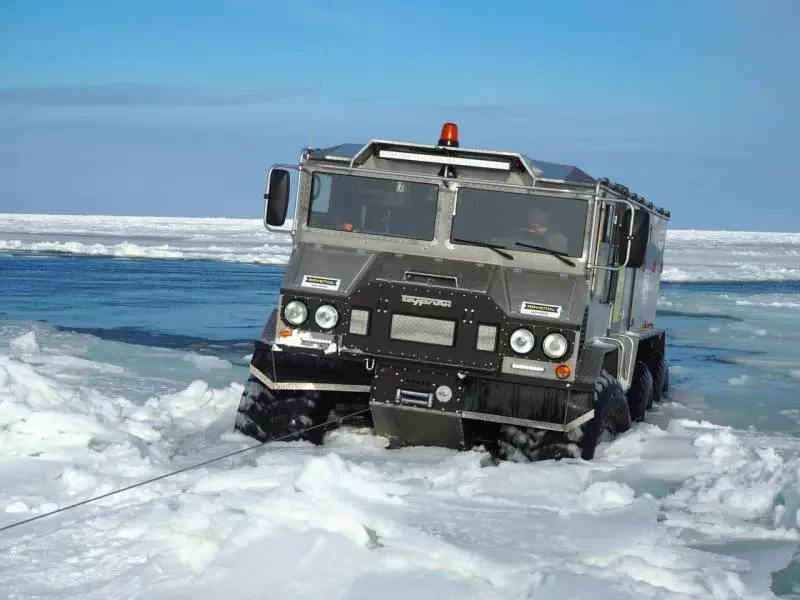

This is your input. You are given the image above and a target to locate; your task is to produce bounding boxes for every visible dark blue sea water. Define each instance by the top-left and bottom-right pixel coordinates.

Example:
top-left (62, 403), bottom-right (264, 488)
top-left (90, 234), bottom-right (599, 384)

top-left (3, 254), bottom-right (799, 436)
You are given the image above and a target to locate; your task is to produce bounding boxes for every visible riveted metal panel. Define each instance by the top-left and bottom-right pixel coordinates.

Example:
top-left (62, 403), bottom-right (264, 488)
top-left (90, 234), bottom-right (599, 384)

top-left (344, 280), bottom-right (504, 371)
top-left (504, 269), bottom-right (582, 325)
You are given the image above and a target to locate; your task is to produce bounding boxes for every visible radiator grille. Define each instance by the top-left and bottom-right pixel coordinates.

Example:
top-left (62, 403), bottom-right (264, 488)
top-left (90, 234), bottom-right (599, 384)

top-left (390, 314), bottom-right (455, 346)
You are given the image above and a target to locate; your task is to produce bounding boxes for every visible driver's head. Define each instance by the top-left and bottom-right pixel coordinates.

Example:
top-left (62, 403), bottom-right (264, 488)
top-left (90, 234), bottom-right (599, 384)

top-left (526, 208), bottom-right (549, 233)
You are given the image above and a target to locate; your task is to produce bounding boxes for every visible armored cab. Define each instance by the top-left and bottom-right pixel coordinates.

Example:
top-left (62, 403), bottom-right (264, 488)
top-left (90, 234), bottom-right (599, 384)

top-left (235, 123), bottom-right (671, 460)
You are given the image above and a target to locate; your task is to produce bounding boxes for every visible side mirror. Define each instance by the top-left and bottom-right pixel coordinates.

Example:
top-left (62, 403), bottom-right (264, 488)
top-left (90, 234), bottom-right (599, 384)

top-left (619, 209), bottom-right (650, 268)
top-left (264, 167), bottom-right (291, 227)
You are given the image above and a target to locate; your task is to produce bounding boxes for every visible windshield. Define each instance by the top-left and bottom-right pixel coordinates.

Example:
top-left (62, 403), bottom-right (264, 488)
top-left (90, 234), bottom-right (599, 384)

top-left (451, 187), bottom-right (588, 258)
top-left (308, 172), bottom-right (438, 241)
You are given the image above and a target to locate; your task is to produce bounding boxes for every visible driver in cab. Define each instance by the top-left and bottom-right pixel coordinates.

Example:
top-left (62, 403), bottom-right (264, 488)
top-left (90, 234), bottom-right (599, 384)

top-left (515, 207), bottom-right (569, 255)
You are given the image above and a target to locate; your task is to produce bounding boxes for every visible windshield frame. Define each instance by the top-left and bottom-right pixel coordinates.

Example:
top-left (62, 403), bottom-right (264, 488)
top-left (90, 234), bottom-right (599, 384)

top-left (449, 184), bottom-right (592, 262)
top-left (299, 168), bottom-right (445, 246)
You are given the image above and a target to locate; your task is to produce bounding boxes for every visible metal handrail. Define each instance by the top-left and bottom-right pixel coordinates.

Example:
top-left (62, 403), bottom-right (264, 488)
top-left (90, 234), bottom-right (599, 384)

top-left (591, 197), bottom-right (636, 272)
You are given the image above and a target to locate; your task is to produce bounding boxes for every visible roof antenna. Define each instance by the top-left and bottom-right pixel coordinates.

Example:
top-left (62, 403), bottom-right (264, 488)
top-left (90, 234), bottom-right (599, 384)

top-left (312, 0), bottom-right (335, 148)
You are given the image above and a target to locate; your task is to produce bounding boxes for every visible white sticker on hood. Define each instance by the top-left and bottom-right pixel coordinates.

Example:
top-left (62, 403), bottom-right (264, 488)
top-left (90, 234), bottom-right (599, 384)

top-left (520, 301), bottom-right (562, 318)
top-left (301, 275), bottom-right (341, 291)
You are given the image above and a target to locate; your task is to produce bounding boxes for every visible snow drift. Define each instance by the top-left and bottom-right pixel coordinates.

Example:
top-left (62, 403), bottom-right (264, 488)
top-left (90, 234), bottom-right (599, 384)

top-left (1, 326), bottom-right (799, 599)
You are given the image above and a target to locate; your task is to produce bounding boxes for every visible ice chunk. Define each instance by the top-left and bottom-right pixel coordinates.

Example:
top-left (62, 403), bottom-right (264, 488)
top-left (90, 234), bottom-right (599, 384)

top-left (5, 500), bottom-right (29, 513)
top-left (579, 481), bottom-right (635, 512)
top-left (182, 353), bottom-right (232, 370)
top-left (728, 374), bottom-right (749, 386)
top-left (9, 331), bottom-right (39, 354)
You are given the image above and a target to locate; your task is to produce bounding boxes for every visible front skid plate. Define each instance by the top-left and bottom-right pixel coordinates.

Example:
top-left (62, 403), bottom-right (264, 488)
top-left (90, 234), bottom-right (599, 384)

top-left (370, 402), bottom-right (465, 450)
top-left (369, 402), bottom-right (594, 450)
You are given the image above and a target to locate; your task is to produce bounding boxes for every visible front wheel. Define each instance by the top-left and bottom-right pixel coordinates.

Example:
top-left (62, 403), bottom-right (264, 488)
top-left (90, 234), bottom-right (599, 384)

top-left (497, 426), bottom-right (581, 462)
top-left (495, 371), bottom-right (631, 462)
top-left (235, 375), bottom-right (336, 445)
top-left (579, 371), bottom-right (632, 460)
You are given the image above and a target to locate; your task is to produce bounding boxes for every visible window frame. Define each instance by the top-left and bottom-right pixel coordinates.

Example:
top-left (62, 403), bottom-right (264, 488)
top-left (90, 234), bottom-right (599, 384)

top-left (450, 184), bottom-right (591, 260)
top-left (302, 170), bottom-right (442, 243)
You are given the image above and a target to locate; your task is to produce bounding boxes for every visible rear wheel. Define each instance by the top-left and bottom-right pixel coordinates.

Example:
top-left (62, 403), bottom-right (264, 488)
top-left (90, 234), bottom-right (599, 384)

top-left (235, 374), bottom-right (336, 445)
top-left (627, 360), bottom-right (653, 420)
top-left (647, 349), bottom-right (668, 404)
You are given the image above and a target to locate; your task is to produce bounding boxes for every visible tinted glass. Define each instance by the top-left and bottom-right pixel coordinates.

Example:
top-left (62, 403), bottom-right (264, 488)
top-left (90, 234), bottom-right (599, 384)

top-left (308, 173), bottom-right (438, 241)
top-left (452, 188), bottom-right (588, 258)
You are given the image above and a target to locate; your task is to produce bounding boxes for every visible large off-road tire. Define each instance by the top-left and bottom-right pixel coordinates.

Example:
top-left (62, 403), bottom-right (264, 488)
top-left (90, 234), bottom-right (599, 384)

top-left (496, 371), bottom-right (632, 462)
top-left (627, 360), bottom-right (653, 421)
top-left (236, 307), bottom-right (333, 444)
top-left (235, 374), bottom-right (336, 445)
top-left (578, 370), bottom-right (632, 460)
top-left (497, 426), bottom-right (581, 462)
top-left (646, 349), bottom-right (668, 405)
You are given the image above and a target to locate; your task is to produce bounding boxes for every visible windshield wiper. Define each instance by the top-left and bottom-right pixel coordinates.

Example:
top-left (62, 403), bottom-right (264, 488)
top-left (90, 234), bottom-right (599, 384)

top-left (514, 241), bottom-right (575, 267)
top-left (453, 238), bottom-right (514, 260)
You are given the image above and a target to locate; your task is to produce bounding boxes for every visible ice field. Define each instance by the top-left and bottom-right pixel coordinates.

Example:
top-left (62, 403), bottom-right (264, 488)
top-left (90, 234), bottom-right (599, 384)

top-left (1, 213), bottom-right (799, 599)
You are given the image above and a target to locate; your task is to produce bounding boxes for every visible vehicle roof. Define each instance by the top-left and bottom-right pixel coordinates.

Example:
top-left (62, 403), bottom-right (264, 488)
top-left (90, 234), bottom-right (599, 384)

top-left (306, 143), bottom-right (596, 185)
top-left (304, 140), bottom-right (669, 217)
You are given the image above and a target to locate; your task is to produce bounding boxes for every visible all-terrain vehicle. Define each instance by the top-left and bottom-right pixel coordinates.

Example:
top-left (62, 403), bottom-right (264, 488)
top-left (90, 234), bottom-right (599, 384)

top-left (235, 123), bottom-right (670, 460)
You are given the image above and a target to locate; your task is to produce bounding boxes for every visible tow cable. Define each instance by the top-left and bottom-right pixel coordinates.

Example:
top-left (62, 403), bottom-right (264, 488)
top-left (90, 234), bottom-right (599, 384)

top-left (0, 406), bottom-right (373, 535)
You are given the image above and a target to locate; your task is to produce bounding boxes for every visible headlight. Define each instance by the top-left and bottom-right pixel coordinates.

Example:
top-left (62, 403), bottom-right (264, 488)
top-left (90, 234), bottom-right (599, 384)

top-left (543, 332), bottom-right (568, 359)
top-left (315, 304), bottom-right (339, 329)
top-left (283, 300), bottom-right (308, 325)
top-left (509, 328), bottom-right (535, 354)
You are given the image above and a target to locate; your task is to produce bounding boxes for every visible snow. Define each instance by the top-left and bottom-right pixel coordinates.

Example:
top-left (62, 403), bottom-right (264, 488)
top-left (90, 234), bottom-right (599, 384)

top-left (0, 324), bottom-right (799, 599)
top-left (0, 213), bottom-right (292, 264)
top-left (663, 230), bottom-right (800, 282)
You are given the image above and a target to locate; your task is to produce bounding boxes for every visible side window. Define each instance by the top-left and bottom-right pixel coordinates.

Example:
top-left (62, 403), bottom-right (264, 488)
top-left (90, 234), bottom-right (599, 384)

top-left (310, 173), bottom-right (332, 214)
top-left (593, 202), bottom-right (616, 301)
top-left (601, 204), bottom-right (616, 243)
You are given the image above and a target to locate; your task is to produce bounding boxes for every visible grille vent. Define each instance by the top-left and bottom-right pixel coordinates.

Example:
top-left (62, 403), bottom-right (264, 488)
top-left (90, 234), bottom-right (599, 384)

top-left (390, 314), bottom-right (455, 347)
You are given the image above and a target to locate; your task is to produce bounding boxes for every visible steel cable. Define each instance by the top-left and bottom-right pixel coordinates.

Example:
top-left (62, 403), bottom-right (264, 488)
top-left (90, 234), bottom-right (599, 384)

top-left (0, 406), bottom-right (372, 535)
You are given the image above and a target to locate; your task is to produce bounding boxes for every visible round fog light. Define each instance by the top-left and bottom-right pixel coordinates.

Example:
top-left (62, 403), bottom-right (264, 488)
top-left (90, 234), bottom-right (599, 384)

top-left (509, 328), bottom-right (535, 354)
top-left (543, 333), bottom-right (568, 359)
top-left (284, 300), bottom-right (308, 325)
top-left (315, 304), bottom-right (339, 329)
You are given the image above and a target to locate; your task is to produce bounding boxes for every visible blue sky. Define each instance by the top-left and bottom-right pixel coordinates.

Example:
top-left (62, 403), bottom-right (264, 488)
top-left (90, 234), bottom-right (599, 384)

top-left (1, 0), bottom-right (798, 231)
